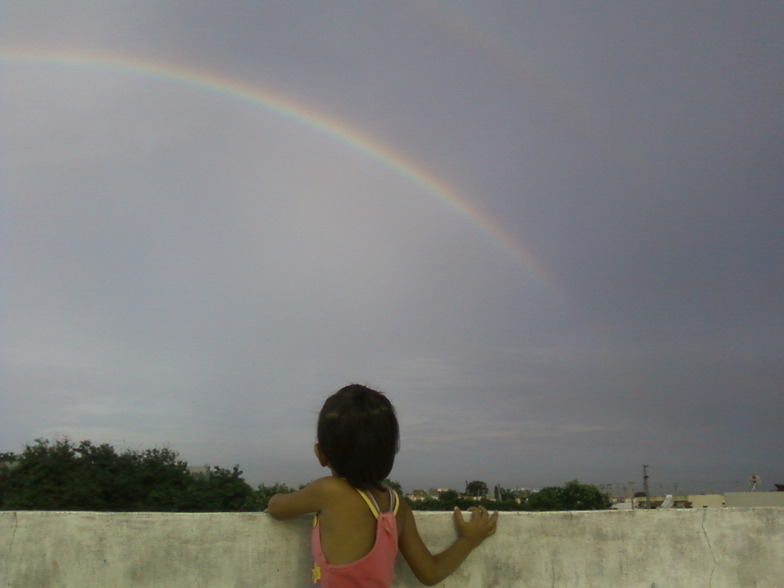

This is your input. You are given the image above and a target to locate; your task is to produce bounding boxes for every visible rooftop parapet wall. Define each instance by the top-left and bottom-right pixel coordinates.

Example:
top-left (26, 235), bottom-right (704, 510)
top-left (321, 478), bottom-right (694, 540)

top-left (2, 508), bottom-right (783, 587)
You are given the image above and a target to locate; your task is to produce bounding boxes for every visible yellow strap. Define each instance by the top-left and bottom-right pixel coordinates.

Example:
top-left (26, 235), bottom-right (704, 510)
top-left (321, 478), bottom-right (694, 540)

top-left (315, 489), bottom-right (398, 525)
top-left (356, 488), bottom-right (380, 519)
top-left (356, 488), bottom-right (400, 518)
top-left (391, 489), bottom-right (400, 515)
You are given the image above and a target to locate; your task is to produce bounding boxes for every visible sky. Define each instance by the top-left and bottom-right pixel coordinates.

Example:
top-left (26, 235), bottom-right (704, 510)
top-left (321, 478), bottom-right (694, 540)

top-left (1, 1), bottom-right (782, 496)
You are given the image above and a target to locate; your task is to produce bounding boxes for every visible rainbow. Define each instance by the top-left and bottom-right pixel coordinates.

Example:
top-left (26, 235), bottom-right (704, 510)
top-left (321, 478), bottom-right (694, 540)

top-left (1, 47), bottom-right (554, 289)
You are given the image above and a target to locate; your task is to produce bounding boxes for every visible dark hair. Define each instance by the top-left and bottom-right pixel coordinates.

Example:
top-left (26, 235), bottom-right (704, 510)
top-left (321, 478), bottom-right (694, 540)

top-left (317, 384), bottom-right (399, 490)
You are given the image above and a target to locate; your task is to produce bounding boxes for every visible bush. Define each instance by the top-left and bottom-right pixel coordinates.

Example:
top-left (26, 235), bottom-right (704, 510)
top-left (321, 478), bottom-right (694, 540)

top-left (526, 480), bottom-right (612, 511)
top-left (0, 438), bottom-right (254, 512)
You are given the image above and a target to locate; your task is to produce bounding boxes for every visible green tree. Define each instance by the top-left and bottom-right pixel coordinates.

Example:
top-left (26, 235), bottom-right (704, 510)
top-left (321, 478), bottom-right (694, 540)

top-left (133, 447), bottom-right (192, 511)
top-left (382, 479), bottom-right (404, 495)
top-left (252, 482), bottom-right (296, 511)
top-left (465, 480), bottom-right (488, 497)
top-left (0, 438), bottom-right (255, 512)
top-left (440, 489), bottom-right (459, 502)
top-left (181, 466), bottom-right (255, 511)
top-left (2, 438), bottom-right (84, 509)
top-left (526, 480), bottom-right (612, 511)
top-left (0, 452), bottom-right (18, 508)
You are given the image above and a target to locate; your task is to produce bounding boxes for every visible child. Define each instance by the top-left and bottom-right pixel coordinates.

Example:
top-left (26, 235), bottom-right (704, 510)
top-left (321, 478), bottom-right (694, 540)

top-left (266, 384), bottom-right (498, 587)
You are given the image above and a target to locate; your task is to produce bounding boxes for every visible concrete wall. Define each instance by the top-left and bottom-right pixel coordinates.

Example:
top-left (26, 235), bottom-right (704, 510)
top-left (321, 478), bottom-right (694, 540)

top-left (725, 492), bottom-right (784, 508)
top-left (2, 508), bottom-right (783, 587)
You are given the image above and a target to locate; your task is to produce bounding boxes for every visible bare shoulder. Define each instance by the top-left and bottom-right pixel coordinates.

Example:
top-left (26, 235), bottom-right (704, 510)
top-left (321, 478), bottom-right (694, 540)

top-left (308, 476), bottom-right (345, 493)
top-left (394, 490), bottom-right (413, 534)
top-left (311, 476), bottom-right (363, 509)
top-left (315, 476), bottom-right (366, 499)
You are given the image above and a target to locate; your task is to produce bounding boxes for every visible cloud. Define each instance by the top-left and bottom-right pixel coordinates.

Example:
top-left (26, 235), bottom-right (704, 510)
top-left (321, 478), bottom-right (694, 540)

top-left (1, 1), bottom-right (782, 494)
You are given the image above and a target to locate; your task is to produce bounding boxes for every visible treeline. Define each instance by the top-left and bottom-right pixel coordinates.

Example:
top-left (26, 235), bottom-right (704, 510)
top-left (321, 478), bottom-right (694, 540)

top-left (0, 439), bottom-right (284, 512)
top-left (406, 481), bottom-right (612, 512)
top-left (0, 439), bottom-right (611, 512)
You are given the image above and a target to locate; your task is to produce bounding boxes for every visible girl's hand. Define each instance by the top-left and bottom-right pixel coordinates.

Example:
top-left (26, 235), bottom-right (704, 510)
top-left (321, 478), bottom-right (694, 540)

top-left (453, 506), bottom-right (498, 548)
top-left (398, 500), bottom-right (498, 585)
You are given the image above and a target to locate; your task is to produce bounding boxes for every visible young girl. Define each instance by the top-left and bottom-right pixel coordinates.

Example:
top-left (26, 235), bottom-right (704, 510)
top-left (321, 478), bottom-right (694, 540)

top-left (266, 384), bottom-right (498, 587)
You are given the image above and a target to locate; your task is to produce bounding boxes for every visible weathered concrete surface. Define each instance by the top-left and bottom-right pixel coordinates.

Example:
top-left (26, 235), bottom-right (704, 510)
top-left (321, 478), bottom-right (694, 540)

top-left (2, 508), bottom-right (783, 587)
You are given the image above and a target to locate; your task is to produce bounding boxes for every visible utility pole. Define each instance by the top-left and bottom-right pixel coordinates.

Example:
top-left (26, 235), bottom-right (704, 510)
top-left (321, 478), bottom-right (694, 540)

top-left (642, 465), bottom-right (651, 509)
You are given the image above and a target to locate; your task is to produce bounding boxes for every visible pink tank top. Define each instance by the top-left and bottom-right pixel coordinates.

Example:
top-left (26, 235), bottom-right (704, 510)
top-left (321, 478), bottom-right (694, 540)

top-left (310, 488), bottom-right (399, 587)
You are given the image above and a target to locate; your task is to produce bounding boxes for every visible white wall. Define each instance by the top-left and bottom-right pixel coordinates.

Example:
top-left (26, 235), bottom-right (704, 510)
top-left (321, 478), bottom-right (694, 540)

top-left (2, 508), bottom-right (783, 587)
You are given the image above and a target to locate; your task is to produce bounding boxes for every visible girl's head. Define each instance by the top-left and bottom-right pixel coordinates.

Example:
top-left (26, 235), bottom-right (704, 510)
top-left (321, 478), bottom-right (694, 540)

top-left (316, 384), bottom-right (399, 490)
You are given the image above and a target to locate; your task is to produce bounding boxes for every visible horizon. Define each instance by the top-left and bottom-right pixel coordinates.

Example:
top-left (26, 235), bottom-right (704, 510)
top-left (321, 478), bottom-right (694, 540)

top-left (3, 436), bottom-right (774, 498)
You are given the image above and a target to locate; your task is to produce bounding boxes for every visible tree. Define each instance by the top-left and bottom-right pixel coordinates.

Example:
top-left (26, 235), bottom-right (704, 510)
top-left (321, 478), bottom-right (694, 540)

top-left (440, 489), bottom-right (459, 502)
top-left (1, 438), bottom-right (86, 510)
top-left (526, 480), bottom-right (612, 511)
top-left (0, 438), bottom-right (254, 512)
top-left (382, 479), bottom-right (404, 495)
top-left (178, 465), bottom-right (255, 512)
top-left (0, 452), bottom-right (18, 508)
top-left (252, 482), bottom-right (296, 511)
top-left (465, 480), bottom-right (488, 497)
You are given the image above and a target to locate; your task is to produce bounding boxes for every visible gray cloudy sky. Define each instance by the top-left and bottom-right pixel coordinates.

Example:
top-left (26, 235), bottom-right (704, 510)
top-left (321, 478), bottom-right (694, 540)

top-left (2, 1), bottom-right (782, 495)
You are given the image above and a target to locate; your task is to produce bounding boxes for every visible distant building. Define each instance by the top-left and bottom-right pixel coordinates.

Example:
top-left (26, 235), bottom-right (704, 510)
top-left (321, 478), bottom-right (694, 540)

top-left (688, 494), bottom-right (725, 508)
top-left (629, 491), bottom-right (784, 509)
top-left (631, 494), bottom-right (725, 508)
top-left (724, 492), bottom-right (784, 508)
top-left (408, 489), bottom-right (429, 501)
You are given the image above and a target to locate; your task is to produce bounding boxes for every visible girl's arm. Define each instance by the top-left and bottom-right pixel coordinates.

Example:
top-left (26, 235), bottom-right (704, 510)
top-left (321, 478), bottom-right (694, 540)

top-left (398, 501), bottom-right (498, 586)
top-left (265, 476), bottom-right (336, 520)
